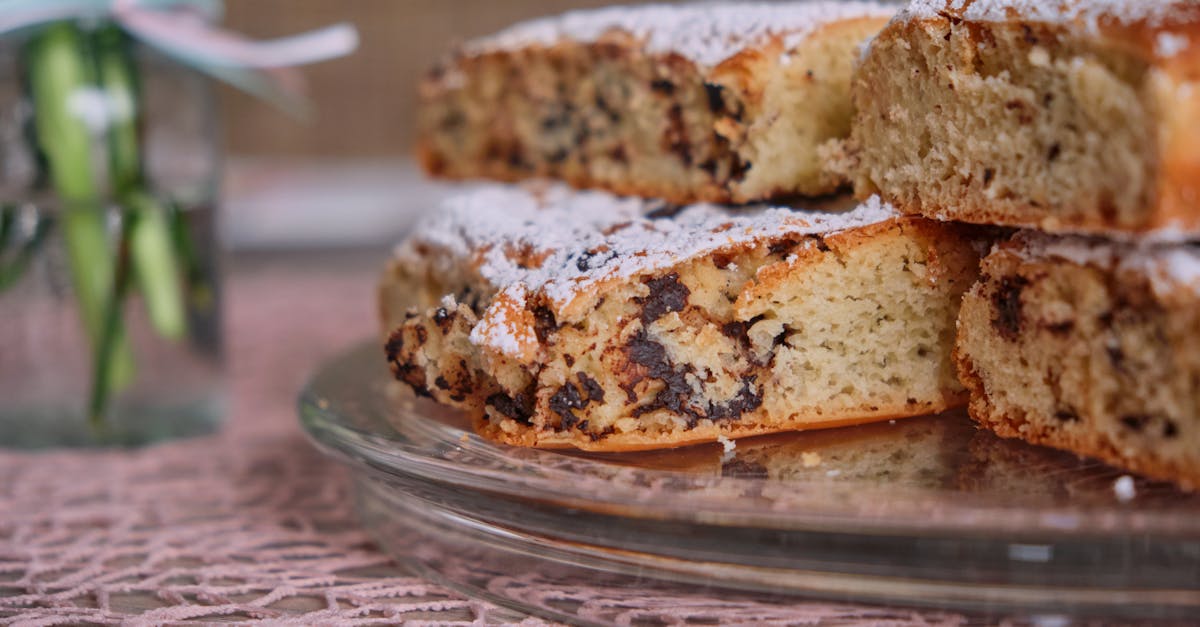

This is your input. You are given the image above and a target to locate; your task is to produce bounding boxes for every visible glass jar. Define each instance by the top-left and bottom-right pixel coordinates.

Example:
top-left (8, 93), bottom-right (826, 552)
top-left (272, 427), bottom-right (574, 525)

top-left (0, 22), bottom-right (224, 447)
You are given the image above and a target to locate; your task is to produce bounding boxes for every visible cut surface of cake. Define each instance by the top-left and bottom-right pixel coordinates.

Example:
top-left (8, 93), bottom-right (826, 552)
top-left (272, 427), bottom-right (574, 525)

top-left (381, 184), bottom-right (991, 452)
top-left (417, 2), bottom-right (894, 204)
top-left (956, 232), bottom-right (1200, 489)
top-left (850, 0), bottom-right (1200, 235)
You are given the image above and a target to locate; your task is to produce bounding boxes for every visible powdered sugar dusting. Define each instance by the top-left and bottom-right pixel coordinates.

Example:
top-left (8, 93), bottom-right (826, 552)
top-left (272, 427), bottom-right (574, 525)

top-left (468, 2), bottom-right (895, 67)
top-left (1010, 231), bottom-right (1200, 298)
top-left (397, 183), bottom-right (900, 353)
top-left (900, 0), bottom-right (1196, 55)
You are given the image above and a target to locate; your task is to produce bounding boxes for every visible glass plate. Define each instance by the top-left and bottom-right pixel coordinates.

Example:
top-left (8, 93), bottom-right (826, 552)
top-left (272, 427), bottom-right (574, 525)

top-left (299, 343), bottom-right (1200, 623)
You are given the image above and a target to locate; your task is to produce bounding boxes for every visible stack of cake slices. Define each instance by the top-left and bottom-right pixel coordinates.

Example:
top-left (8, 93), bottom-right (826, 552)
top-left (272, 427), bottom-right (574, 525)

top-left (383, 0), bottom-right (1200, 489)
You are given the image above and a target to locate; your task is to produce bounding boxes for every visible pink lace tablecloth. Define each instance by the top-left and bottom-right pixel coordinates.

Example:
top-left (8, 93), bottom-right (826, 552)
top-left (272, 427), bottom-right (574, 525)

top-left (0, 254), bottom-right (972, 626)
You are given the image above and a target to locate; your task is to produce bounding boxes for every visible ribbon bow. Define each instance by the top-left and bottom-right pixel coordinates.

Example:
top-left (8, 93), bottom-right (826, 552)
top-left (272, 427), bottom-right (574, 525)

top-left (0, 0), bottom-right (359, 115)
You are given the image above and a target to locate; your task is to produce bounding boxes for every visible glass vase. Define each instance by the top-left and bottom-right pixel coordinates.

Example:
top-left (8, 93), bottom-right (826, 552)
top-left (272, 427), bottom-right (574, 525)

top-left (0, 24), bottom-right (224, 448)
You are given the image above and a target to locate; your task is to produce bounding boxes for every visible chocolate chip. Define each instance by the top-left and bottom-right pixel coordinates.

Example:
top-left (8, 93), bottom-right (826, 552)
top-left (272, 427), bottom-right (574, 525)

top-left (487, 392), bottom-right (534, 425)
top-left (595, 95), bottom-right (620, 123)
top-left (646, 203), bottom-right (685, 219)
top-left (549, 383), bottom-right (588, 430)
top-left (769, 239), bottom-right (802, 256)
top-left (413, 325), bottom-right (428, 345)
top-left (1164, 420), bottom-right (1179, 439)
top-left (434, 376), bottom-right (450, 390)
top-left (1021, 24), bottom-right (1038, 45)
top-left (640, 273), bottom-right (690, 325)
top-left (532, 305), bottom-right (559, 343)
top-left (575, 249), bottom-right (616, 272)
top-left (706, 376), bottom-right (763, 421)
top-left (991, 275), bottom-right (1029, 341)
top-left (1054, 409), bottom-right (1080, 423)
top-left (983, 168), bottom-right (995, 185)
top-left (1107, 344), bottom-right (1127, 372)
top-left (1047, 143), bottom-right (1061, 162)
top-left (564, 354), bottom-right (575, 367)
top-left (650, 79), bottom-right (676, 95)
top-left (703, 82), bottom-right (725, 114)
top-left (1045, 320), bottom-right (1074, 335)
top-left (1121, 415), bottom-right (1151, 432)
top-left (578, 372), bottom-right (605, 403)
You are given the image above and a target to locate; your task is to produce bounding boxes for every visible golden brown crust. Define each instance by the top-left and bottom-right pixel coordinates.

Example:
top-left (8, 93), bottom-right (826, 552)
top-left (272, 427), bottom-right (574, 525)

top-left (384, 190), bottom-right (990, 452)
top-left (955, 240), bottom-right (1200, 489)
top-left (473, 396), bottom-right (963, 452)
top-left (855, 6), bottom-right (1200, 235)
top-left (418, 15), bottom-right (889, 204)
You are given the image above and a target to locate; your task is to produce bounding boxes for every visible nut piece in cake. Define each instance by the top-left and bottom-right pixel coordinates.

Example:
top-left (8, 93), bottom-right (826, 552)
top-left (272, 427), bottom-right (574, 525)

top-left (956, 232), bottom-right (1200, 489)
top-left (380, 184), bottom-right (993, 452)
top-left (850, 0), bottom-right (1200, 235)
top-left (418, 2), bottom-right (893, 204)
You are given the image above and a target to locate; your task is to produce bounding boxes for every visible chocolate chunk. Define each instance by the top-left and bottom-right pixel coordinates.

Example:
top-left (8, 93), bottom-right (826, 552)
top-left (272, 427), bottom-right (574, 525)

top-left (650, 79), bottom-right (676, 95)
top-left (577, 372), bottom-right (605, 403)
top-left (487, 392), bottom-right (534, 425)
top-left (595, 95), bottom-right (621, 123)
top-left (646, 202), bottom-right (685, 219)
top-left (549, 383), bottom-right (588, 430)
top-left (575, 249), bottom-right (616, 272)
top-left (991, 275), bottom-right (1029, 341)
top-left (1053, 409), bottom-right (1080, 423)
top-left (703, 82), bottom-right (725, 114)
top-left (706, 376), bottom-right (763, 421)
top-left (1120, 415), bottom-right (1151, 432)
top-left (730, 156), bottom-right (752, 181)
top-left (1045, 319), bottom-right (1074, 335)
top-left (532, 305), bottom-right (559, 343)
top-left (769, 239), bottom-right (802, 256)
top-left (1106, 344), bottom-right (1127, 372)
top-left (434, 376), bottom-right (451, 390)
top-left (640, 273), bottom-right (691, 325)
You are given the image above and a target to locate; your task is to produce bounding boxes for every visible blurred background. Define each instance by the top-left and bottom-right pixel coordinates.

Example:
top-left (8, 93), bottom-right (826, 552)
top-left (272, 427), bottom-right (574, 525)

top-left (220, 0), bottom-right (635, 249)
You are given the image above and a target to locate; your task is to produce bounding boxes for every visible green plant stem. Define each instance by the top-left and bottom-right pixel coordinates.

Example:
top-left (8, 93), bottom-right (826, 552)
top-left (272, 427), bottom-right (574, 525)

top-left (0, 206), bottom-right (53, 292)
top-left (94, 26), bottom-right (187, 341)
top-left (126, 190), bottom-right (186, 338)
top-left (25, 23), bottom-right (135, 390)
top-left (90, 209), bottom-right (136, 429)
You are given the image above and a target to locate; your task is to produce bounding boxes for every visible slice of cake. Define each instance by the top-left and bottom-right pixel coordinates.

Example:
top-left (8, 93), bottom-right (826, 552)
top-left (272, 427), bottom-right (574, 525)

top-left (956, 232), bottom-right (1200, 489)
top-left (417, 2), bottom-right (894, 204)
top-left (849, 0), bottom-right (1200, 235)
top-left (380, 184), bottom-right (991, 452)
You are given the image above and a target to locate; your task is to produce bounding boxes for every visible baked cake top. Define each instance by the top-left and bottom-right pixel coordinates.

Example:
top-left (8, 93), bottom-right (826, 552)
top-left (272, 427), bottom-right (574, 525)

top-left (898, 0), bottom-right (1199, 59)
top-left (1006, 231), bottom-right (1200, 297)
top-left (399, 183), bottom-right (899, 355)
top-left (466, 1), bottom-right (896, 67)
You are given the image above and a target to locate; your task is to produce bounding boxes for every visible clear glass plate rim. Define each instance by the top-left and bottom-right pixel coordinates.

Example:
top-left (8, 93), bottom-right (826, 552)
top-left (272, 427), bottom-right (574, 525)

top-left (300, 342), bottom-right (1200, 537)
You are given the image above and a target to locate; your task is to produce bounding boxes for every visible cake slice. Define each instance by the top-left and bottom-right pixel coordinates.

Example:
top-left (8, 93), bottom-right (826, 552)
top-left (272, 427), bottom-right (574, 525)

top-left (849, 0), bottom-right (1200, 235)
top-left (380, 184), bottom-right (991, 452)
top-left (956, 232), bottom-right (1200, 489)
top-left (417, 2), bottom-right (894, 204)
